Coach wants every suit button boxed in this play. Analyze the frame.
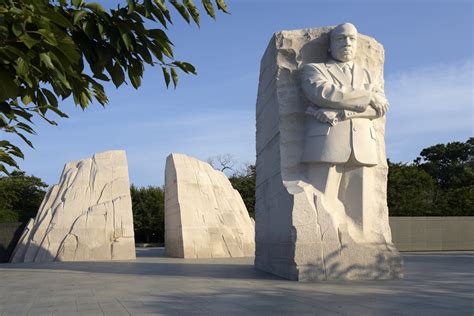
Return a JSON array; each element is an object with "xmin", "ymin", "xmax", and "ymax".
[{"xmin": 353, "ymin": 127, "xmax": 357, "ymax": 132}]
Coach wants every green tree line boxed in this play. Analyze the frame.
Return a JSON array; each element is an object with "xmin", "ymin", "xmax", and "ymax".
[
  {"xmin": 0, "ymin": 138, "xmax": 472, "ymax": 242},
  {"xmin": 388, "ymin": 138, "xmax": 473, "ymax": 216}
]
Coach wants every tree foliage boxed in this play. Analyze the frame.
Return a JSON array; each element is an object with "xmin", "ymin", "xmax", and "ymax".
[
  {"xmin": 0, "ymin": 170, "xmax": 48, "ymax": 222},
  {"xmin": 229, "ymin": 164, "xmax": 255, "ymax": 218},
  {"xmin": 415, "ymin": 138, "xmax": 473, "ymax": 190},
  {"xmin": 130, "ymin": 184, "xmax": 164, "ymax": 243},
  {"xmin": 388, "ymin": 138, "xmax": 473, "ymax": 216},
  {"xmin": 387, "ymin": 161, "xmax": 436, "ymax": 216},
  {"xmin": 0, "ymin": 0, "xmax": 229, "ymax": 173}
]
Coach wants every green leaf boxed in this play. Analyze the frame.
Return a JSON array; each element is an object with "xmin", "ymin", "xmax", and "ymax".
[
  {"xmin": 30, "ymin": 29, "xmax": 57, "ymax": 46},
  {"xmin": 83, "ymin": 20, "xmax": 100, "ymax": 39},
  {"xmin": 144, "ymin": 0, "xmax": 154, "ymax": 18},
  {"xmin": 183, "ymin": 0, "xmax": 200, "ymax": 25},
  {"xmin": 16, "ymin": 132, "xmax": 34, "ymax": 148},
  {"xmin": 170, "ymin": 67, "xmax": 178, "ymax": 88},
  {"xmin": 73, "ymin": 10, "xmax": 88, "ymax": 25},
  {"xmin": 150, "ymin": 5, "xmax": 168, "ymax": 27},
  {"xmin": 53, "ymin": 70, "xmax": 72, "ymax": 90},
  {"xmin": 12, "ymin": 21, "xmax": 23, "ymax": 37},
  {"xmin": 118, "ymin": 25, "xmax": 134, "ymax": 51},
  {"xmin": 202, "ymin": 0, "xmax": 215, "ymax": 18},
  {"xmin": 4, "ymin": 141, "xmax": 24, "ymax": 157},
  {"xmin": 41, "ymin": 89, "xmax": 58, "ymax": 107},
  {"xmin": 149, "ymin": 44, "xmax": 164, "ymax": 62},
  {"xmin": 216, "ymin": 0, "xmax": 230, "ymax": 13},
  {"xmin": 43, "ymin": 105, "xmax": 68, "ymax": 118},
  {"xmin": 148, "ymin": 29, "xmax": 170, "ymax": 42},
  {"xmin": 172, "ymin": 61, "xmax": 196, "ymax": 74},
  {"xmin": 15, "ymin": 57, "xmax": 29, "ymax": 77},
  {"xmin": 0, "ymin": 151, "xmax": 20, "ymax": 168},
  {"xmin": 90, "ymin": 81, "xmax": 108, "ymax": 105},
  {"xmin": 127, "ymin": 0, "xmax": 136, "ymax": 15},
  {"xmin": 42, "ymin": 10, "xmax": 73, "ymax": 28},
  {"xmin": 19, "ymin": 34, "xmax": 40, "ymax": 49},
  {"xmin": 153, "ymin": 36, "xmax": 173, "ymax": 58},
  {"xmin": 0, "ymin": 163, "xmax": 9, "ymax": 174},
  {"xmin": 153, "ymin": 0, "xmax": 172, "ymax": 22},
  {"xmin": 21, "ymin": 94, "xmax": 32, "ymax": 105},
  {"xmin": 72, "ymin": 0, "xmax": 84, "ymax": 8},
  {"xmin": 39, "ymin": 53, "xmax": 54, "ymax": 69},
  {"xmin": 162, "ymin": 67, "xmax": 170, "ymax": 87},
  {"xmin": 170, "ymin": 0, "xmax": 190, "ymax": 23},
  {"xmin": 93, "ymin": 73, "xmax": 110, "ymax": 81},
  {"xmin": 129, "ymin": 73, "xmax": 141, "ymax": 89},
  {"xmin": 55, "ymin": 40, "xmax": 81, "ymax": 63},
  {"xmin": 37, "ymin": 112, "xmax": 58, "ymax": 126},
  {"xmin": 0, "ymin": 115, "xmax": 7, "ymax": 128},
  {"xmin": 128, "ymin": 61, "xmax": 143, "ymax": 89},
  {"xmin": 84, "ymin": 2, "xmax": 106, "ymax": 13},
  {"xmin": 111, "ymin": 62, "xmax": 125, "ymax": 88},
  {"xmin": 9, "ymin": 7, "xmax": 23, "ymax": 15},
  {"xmin": 15, "ymin": 122, "xmax": 36, "ymax": 134},
  {"xmin": 136, "ymin": 44, "xmax": 153, "ymax": 64},
  {"xmin": 12, "ymin": 109, "xmax": 33, "ymax": 123},
  {"xmin": 97, "ymin": 22, "xmax": 106, "ymax": 38},
  {"xmin": 0, "ymin": 70, "xmax": 19, "ymax": 102}
]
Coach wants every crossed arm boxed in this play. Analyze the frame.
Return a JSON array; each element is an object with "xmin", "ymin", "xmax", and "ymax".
[{"xmin": 300, "ymin": 64, "xmax": 388, "ymax": 123}]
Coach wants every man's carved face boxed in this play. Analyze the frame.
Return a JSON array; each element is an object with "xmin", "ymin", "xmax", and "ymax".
[{"xmin": 330, "ymin": 23, "xmax": 358, "ymax": 63}]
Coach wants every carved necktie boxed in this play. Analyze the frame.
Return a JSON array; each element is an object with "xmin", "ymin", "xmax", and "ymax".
[{"xmin": 343, "ymin": 64, "xmax": 352, "ymax": 84}]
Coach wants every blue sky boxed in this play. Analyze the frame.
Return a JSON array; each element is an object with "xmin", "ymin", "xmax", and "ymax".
[{"xmin": 6, "ymin": 0, "xmax": 473, "ymax": 187}]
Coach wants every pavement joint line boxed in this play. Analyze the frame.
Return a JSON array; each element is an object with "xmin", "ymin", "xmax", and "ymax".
[{"xmin": 115, "ymin": 297, "xmax": 132, "ymax": 316}]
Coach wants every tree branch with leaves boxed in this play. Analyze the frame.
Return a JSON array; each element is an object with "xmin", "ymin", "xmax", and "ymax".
[{"xmin": 0, "ymin": 0, "xmax": 229, "ymax": 173}]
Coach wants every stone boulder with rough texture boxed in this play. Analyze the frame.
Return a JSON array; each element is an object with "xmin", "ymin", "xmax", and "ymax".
[
  {"xmin": 165, "ymin": 153, "xmax": 255, "ymax": 258},
  {"xmin": 255, "ymin": 26, "xmax": 403, "ymax": 281},
  {"xmin": 10, "ymin": 150, "xmax": 136, "ymax": 263}
]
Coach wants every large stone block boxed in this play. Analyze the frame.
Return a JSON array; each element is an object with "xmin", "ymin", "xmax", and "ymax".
[
  {"xmin": 255, "ymin": 25, "xmax": 403, "ymax": 281},
  {"xmin": 165, "ymin": 153, "xmax": 255, "ymax": 258},
  {"xmin": 10, "ymin": 150, "xmax": 136, "ymax": 262}
]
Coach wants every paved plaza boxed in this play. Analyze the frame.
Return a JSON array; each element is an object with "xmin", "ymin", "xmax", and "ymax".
[{"xmin": 0, "ymin": 248, "xmax": 472, "ymax": 315}]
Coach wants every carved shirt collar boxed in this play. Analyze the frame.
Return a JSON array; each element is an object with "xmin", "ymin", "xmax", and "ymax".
[{"xmin": 332, "ymin": 60, "xmax": 354, "ymax": 71}]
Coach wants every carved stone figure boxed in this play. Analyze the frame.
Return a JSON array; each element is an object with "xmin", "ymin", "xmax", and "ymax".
[
  {"xmin": 255, "ymin": 23, "xmax": 403, "ymax": 281},
  {"xmin": 300, "ymin": 23, "xmax": 388, "ymax": 166},
  {"xmin": 10, "ymin": 150, "xmax": 136, "ymax": 262}
]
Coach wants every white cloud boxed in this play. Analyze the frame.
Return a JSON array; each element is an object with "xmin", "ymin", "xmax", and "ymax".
[{"xmin": 385, "ymin": 59, "xmax": 473, "ymax": 162}]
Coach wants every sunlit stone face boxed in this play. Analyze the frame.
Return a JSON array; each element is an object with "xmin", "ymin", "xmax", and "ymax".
[{"xmin": 330, "ymin": 23, "xmax": 358, "ymax": 62}]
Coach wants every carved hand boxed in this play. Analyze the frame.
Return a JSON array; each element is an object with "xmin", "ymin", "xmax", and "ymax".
[
  {"xmin": 314, "ymin": 109, "xmax": 340, "ymax": 126},
  {"xmin": 352, "ymin": 103, "xmax": 368, "ymax": 112},
  {"xmin": 370, "ymin": 93, "xmax": 389, "ymax": 117}
]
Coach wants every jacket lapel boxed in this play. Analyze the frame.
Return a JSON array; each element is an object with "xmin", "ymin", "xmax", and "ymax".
[
  {"xmin": 352, "ymin": 64, "xmax": 364, "ymax": 89},
  {"xmin": 326, "ymin": 60, "xmax": 351, "ymax": 87}
]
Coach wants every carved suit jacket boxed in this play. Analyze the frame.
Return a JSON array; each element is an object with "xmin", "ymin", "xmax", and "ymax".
[{"xmin": 300, "ymin": 59, "xmax": 382, "ymax": 166}]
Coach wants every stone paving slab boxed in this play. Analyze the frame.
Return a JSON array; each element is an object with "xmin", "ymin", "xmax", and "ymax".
[{"xmin": 0, "ymin": 248, "xmax": 472, "ymax": 315}]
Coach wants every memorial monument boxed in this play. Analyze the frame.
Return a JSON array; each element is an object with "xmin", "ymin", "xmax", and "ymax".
[
  {"xmin": 165, "ymin": 153, "xmax": 255, "ymax": 258},
  {"xmin": 10, "ymin": 150, "xmax": 136, "ymax": 262},
  {"xmin": 255, "ymin": 23, "xmax": 403, "ymax": 281}
]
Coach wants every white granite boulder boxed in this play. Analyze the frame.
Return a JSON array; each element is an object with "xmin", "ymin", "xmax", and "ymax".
[
  {"xmin": 10, "ymin": 150, "xmax": 136, "ymax": 262},
  {"xmin": 165, "ymin": 153, "xmax": 255, "ymax": 258}
]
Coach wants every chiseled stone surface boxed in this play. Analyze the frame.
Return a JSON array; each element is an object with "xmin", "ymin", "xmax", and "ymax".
[
  {"xmin": 10, "ymin": 150, "xmax": 136, "ymax": 263},
  {"xmin": 255, "ymin": 24, "xmax": 402, "ymax": 281},
  {"xmin": 165, "ymin": 153, "xmax": 255, "ymax": 258}
]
